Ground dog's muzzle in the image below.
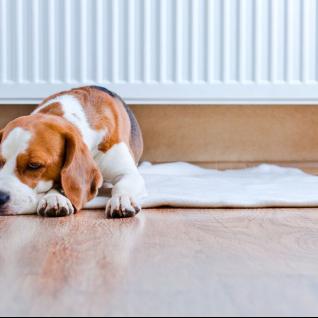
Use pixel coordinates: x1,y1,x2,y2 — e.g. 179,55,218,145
0,191,10,205
0,191,10,213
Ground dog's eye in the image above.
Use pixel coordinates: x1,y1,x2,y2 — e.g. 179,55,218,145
27,163,43,170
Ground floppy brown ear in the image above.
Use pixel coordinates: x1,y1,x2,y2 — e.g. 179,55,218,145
61,131,103,212
0,130,3,143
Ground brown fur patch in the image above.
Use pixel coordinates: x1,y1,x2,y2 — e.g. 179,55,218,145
37,102,64,117
36,86,143,163
61,127,103,211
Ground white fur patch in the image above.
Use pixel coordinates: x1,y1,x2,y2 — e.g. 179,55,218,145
33,95,105,152
0,128,39,214
95,142,146,218
1,128,32,168
35,180,54,194
95,142,139,182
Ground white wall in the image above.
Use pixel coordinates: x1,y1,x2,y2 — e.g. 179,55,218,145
0,0,318,104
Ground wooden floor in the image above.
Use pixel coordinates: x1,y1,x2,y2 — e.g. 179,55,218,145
1,208,318,316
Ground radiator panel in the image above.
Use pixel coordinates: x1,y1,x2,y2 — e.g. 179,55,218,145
0,0,318,104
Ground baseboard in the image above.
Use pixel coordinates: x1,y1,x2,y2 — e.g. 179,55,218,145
133,105,318,164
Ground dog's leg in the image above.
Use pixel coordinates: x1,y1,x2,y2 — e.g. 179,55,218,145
37,189,74,217
96,142,146,218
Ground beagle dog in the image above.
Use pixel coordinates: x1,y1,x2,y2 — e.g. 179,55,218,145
0,86,146,218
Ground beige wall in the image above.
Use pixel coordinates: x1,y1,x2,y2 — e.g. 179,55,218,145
1,105,318,172
0,105,35,128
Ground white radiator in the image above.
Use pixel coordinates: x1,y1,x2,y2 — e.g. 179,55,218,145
0,0,318,104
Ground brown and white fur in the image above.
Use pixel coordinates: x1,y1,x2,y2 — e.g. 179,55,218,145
0,86,146,218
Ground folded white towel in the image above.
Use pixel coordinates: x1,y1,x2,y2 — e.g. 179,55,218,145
85,162,318,209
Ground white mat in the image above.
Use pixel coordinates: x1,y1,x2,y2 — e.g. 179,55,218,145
86,162,318,209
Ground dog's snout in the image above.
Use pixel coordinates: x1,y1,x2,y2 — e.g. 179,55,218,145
0,191,10,206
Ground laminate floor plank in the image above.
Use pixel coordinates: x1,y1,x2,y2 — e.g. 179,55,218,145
1,209,318,316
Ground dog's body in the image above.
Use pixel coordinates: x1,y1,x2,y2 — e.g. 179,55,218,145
0,86,146,218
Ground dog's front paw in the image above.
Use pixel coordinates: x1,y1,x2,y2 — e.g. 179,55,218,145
37,192,74,217
106,195,141,219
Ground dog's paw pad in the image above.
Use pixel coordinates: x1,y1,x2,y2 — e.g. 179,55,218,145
106,195,141,219
37,193,74,217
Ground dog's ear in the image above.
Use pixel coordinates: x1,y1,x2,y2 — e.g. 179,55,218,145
0,130,3,143
61,131,103,212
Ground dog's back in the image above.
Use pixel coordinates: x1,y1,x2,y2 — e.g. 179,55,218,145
90,86,143,163
36,86,143,163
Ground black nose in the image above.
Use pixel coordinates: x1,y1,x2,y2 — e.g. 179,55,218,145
0,191,10,206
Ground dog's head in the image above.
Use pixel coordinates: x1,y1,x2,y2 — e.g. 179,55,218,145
0,114,102,215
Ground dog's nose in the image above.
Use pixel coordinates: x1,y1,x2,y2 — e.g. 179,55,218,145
0,191,10,206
